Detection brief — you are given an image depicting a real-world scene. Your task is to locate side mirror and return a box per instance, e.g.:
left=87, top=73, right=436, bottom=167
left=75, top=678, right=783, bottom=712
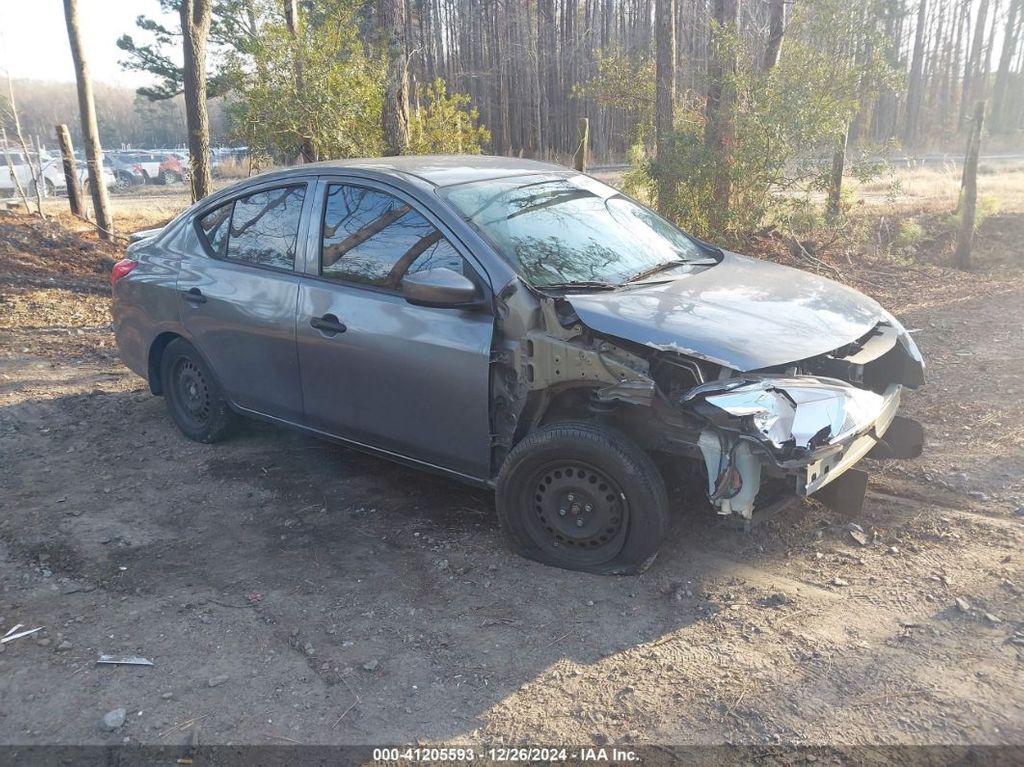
left=401, top=267, right=480, bottom=308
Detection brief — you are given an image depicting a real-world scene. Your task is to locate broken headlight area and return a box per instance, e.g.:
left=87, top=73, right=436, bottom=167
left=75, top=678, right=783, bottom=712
left=684, top=376, right=920, bottom=520
left=796, top=319, right=925, bottom=392
left=686, top=377, right=890, bottom=452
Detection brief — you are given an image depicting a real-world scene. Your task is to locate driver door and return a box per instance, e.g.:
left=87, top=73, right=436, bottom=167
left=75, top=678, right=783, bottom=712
left=295, top=178, right=494, bottom=479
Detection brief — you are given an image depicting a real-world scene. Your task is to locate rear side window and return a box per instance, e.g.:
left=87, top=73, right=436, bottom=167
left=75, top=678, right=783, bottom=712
left=227, top=186, right=305, bottom=270
left=321, top=183, right=466, bottom=289
left=196, top=184, right=306, bottom=270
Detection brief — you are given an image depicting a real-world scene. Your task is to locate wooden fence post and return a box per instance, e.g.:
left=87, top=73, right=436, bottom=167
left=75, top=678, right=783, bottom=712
left=573, top=117, right=589, bottom=172
left=954, top=101, right=985, bottom=270
left=55, top=125, right=85, bottom=217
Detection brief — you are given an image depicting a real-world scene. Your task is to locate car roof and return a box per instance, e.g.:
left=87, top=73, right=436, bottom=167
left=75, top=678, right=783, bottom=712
left=276, top=155, right=571, bottom=188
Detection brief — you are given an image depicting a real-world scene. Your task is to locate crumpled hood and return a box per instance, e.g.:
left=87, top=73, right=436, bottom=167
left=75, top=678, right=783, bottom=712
left=566, top=252, right=886, bottom=371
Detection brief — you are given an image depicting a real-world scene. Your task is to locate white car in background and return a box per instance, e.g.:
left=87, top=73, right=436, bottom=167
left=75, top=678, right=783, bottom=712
left=1, top=147, right=116, bottom=198
left=74, top=155, right=119, bottom=193
left=0, top=148, right=66, bottom=197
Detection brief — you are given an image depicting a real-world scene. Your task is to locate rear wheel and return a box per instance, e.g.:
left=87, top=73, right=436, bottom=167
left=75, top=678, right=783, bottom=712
left=160, top=338, right=234, bottom=443
left=496, top=420, right=668, bottom=575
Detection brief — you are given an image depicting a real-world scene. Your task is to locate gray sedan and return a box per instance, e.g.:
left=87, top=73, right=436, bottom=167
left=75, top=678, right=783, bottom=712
left=112, top=156, right=924, bottom=574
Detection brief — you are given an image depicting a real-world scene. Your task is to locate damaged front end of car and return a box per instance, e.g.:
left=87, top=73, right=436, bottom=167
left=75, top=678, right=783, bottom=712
left=491, top=283, right=925, bottom=524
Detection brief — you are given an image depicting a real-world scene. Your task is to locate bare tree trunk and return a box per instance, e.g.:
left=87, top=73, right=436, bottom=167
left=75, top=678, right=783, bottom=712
left=5, top=74, right=43, bottom=215
left=1, top=127, right=31, bottom=214
left=991, top=0, right=1023, bottom=133
left=180, top=0, right=213, bottom=201
left=655, top=0, right=676, bottom=215
left=981, top=0, right=1003, bottom=103
left=55, top=124, right=84, bottom=218
left=827, top=130, right=848, bottom=219
left=540, top=0, right=558, bottom=157
left=903, top=0, right=928, bottom=148
left=961, top=0, right=990, bottom=128
left=573, top=117, right=589, bottom=171
left=63, top=0, right=113, bottom=238
left=706, top=0, right=738, bottom=234
left=285, top=0, right=317, bottom=162
left=954, top=101, right=985, bottom=270
left=761, top=0, right=785, bottom=71
left=380, top=0, right=411, bottom=156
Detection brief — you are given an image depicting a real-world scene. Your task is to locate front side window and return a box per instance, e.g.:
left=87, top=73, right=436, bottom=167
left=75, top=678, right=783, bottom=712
left=320, top=183, right=465, bottom=289
left=439, top=173, right=707, bottom=287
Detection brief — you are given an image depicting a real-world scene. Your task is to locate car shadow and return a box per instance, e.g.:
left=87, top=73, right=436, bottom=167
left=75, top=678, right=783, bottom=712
left=0, top=387, right=822, bottom=745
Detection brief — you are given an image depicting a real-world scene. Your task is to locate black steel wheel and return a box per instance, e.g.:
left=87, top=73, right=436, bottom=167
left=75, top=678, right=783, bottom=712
left=497, top=420, right=668, bottom=575
left=160, top=338, right=234, bottom=443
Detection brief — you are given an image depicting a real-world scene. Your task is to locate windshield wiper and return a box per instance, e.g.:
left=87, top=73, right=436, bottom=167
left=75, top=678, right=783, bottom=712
left=536, top=280, right=619, bottom=292
left=627, top=257, right=714, bottom=283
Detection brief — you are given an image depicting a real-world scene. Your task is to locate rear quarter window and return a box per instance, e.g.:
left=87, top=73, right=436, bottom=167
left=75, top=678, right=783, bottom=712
left=198, top=205, right=230, bottom=257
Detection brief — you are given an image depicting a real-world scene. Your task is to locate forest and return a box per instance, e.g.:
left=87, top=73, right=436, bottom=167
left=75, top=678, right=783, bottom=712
left=4, top=0, right=1024, bottom=239
left=9, top=1, right=1020, bottom=157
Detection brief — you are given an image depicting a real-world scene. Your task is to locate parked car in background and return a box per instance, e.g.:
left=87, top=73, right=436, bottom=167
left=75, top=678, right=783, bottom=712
left=106, top=155, right=148, bottom=190
left=158, top=153, right=188, bottom=184
left=110, top=150, right=184, bottom=185
left=111, top=157, right=925, bottom=575
left=110, top=151, right=163, bottom=184
left=73, top=153, right=119, bottom=193
left=0, top=147, right=66, bottom=197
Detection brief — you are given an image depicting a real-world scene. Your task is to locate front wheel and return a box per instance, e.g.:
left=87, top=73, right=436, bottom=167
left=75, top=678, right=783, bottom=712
left=160, top=338, right=235, bottom=443
left=496, top=421, right=669, bottom=575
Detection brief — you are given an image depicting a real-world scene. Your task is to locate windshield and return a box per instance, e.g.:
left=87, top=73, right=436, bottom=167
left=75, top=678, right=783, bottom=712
left=439, top=173, right=708, bottom=287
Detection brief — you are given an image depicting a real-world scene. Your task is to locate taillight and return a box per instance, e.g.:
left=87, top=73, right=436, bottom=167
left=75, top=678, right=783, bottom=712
left=111, top=258, right=138, bottom=289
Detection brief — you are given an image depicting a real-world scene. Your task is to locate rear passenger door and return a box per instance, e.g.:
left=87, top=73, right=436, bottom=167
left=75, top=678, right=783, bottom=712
left=177, top=180, right=314, bottom=422
left=295, top=178, right=494, bottom=479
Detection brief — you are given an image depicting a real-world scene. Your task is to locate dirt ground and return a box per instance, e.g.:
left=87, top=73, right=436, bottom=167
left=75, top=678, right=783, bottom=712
left=0, top=176, right=1023, bottom=750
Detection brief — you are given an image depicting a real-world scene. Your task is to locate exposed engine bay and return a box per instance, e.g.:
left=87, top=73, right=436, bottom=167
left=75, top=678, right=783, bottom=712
left=491, top=281, right=925, bottom=523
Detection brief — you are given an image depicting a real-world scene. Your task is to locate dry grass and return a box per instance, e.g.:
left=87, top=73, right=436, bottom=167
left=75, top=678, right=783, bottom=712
left=215, top=155, right=255, bottom=179
left=852, top=160, right=1024, bottom=214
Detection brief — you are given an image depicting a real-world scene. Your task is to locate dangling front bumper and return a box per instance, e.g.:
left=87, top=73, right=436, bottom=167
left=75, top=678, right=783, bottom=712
left=692, top=379, right=924, bottom=519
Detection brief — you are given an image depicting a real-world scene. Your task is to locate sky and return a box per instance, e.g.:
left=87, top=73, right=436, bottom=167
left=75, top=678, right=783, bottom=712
left=0, top=0, right=178, bottom=87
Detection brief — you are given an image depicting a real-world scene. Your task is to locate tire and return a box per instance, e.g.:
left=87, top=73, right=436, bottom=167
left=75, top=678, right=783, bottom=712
left=496, top=420, right=669, bottom=575
left=159, top=338, right=234, bottom=443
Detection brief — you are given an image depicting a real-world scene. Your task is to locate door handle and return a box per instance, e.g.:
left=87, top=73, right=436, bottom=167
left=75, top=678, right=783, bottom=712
left=183, top=287, right=207, bottom=305
left=310, top=313, right=347, bottom=335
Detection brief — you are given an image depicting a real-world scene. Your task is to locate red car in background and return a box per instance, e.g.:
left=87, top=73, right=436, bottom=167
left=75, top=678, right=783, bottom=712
left=157, top=154, right=188, bottom=185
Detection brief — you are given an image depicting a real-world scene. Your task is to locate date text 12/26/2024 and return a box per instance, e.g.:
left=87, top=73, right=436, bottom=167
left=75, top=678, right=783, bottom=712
left=372, top=747, right=640, bottom=762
